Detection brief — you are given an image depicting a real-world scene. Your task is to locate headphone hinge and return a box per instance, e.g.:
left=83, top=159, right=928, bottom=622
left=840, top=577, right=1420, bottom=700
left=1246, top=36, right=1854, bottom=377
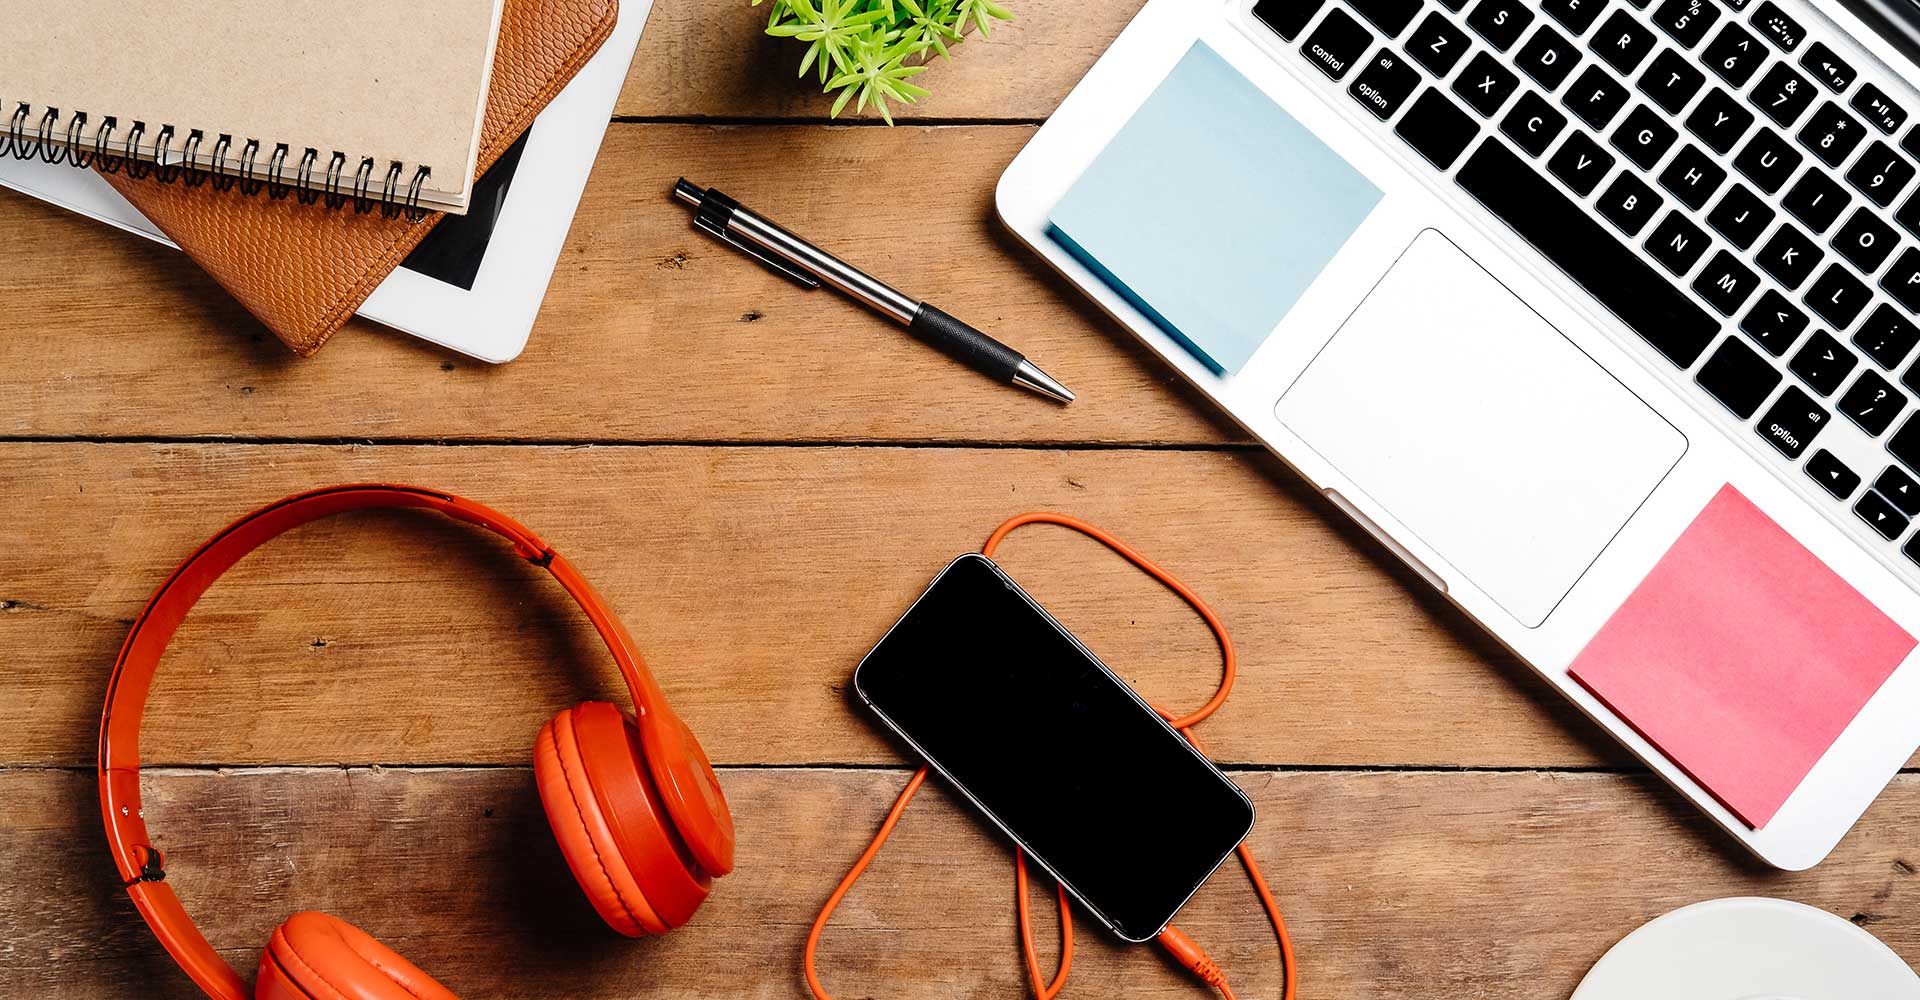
left=122, top=844, right=167, bottom=888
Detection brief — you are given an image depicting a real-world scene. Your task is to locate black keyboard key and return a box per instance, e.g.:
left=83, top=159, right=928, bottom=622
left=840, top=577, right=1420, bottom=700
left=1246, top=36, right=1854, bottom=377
left=1696, top=336, right=1782, bottom=416
left=1638, top=49, right=1705, bottom=113
left=1781, top=169, right=1850, bottom=232
left=1890, top=412, right=1920, bottom=470
left=1856, top=303, right=1920, bottom=368
left=1705, top=183, right=1773, bottom=248
left=1798, top=102, right=1867, bottom=167
left=1646, top=210, right=1711, bottom=274
left=1833, top=209, right=1899, bottom=273
left=1612, top=105, right=1678, bottom=168
left=1733, top=128, right=1803, bottom=192
left=1840, top=368, right=1907, bottom=435
left=1885, top=247, right=1920, bottom=311
left=1408, top=12, right=1471, bottom=75
left=1757, top=385, right=1828, bottom=457
left=1898, top=192, right=1920, bottom=239
left=1466, top=0, right=1535, bottom=50
left=1853, top=83, right=1908, bottom=135
left=1756, top=223, right=1822, bottom=288
left=1692, top=249, right=1758, bottom=314
left=1807, top=448, right=1862, bottom=498
left=1806, top=264, right=1872, bottom=327
left=1686, top=87, right=1754, bottom=154
left=1255, top=0, right=1326, bottom=40
left=1396, top=88, right=1480, bottom=168
left=1543, top=0, right=1608, bottom=34
left=1752, top=0, right=1805, bottom=51
left=1595, top=10, right=1657, bottom=74
left=1741, top=288, right=1809, bottom=353
left=1702, top=22, right=1764, bottom=87
left=1351, top=0, right=1422, bottom=35
left=1847, top=141, right=1917, bottom=207
left=1454, top=52, right=1520, bottom=116
left=1350, top=49, right=1423, bottom=120
left=1800, top=41, right=1856, bottom=93
left=1568, top=66, right=1631, bottom=129
left=1651, top=0, right=1721, bottom=48
left=1903, top=531, right=1920, bottom=564
left=1903, top=124, right=1920, bottom=160
left=1659, top=144, right=1726, bottom=208
left=1789, top=329, right=1857, bottom=393
left=1303, top=9, right=1373, bottom=79
left=1516, top=26, right=1580, bottom=90
left=1876, top=465, right=1920, bottom=515
left=1549, top=130, right=1617, bottom=193
left=1454, top=140, right=1718, bottom=365
left=1502, top=91, right=1569, bottom=156
left=1857, top=490, right=1910, bottom=538
left=1754, top=62, right=1817, bottom=127
left=1598, top=172, right=1664, bottom=234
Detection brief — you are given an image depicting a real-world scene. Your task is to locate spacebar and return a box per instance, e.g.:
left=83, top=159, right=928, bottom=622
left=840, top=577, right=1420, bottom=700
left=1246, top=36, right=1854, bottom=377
left=1453, top=139, right=1716, bottom=368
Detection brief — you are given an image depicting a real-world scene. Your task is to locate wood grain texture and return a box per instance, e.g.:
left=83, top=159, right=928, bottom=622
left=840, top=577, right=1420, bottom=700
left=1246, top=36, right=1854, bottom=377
left=0, top=125, right=1239, bottom=446
left=0, top=441, right=1609, bottom=770
left=9, top=766, right=1920, bottom=998
left=618, top=0, right=1141, bottom=121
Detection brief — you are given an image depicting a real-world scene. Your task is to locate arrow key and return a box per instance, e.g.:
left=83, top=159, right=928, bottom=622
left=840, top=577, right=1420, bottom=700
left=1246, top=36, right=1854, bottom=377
left=1876, top=465, right=1920, bottom=515
left=1855, top=489, right=1910, bottom=540
left=1807, top=449, right=1862, bottom=498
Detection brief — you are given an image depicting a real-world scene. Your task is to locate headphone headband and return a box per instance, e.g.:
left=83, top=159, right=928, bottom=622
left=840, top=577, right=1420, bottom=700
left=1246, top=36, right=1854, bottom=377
left=98, top=485, right=690, bottom=1000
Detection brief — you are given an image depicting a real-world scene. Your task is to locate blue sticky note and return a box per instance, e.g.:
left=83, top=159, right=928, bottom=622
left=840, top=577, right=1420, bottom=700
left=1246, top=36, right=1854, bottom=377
left=1049, top=41, right=1382, bottom=375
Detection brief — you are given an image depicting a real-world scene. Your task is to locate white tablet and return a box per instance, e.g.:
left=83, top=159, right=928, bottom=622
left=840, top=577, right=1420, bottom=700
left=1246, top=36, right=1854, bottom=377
left=0, top=0, right=650, bottom=364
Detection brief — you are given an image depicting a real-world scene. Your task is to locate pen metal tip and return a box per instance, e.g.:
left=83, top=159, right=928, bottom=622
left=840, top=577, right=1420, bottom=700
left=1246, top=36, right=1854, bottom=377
left=1013, top=359, right=1075, bottom=404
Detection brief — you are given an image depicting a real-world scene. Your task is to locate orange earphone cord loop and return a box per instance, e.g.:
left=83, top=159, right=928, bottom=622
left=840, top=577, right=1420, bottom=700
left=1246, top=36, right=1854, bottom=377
left=802, top=512, right=1297, bottom=1000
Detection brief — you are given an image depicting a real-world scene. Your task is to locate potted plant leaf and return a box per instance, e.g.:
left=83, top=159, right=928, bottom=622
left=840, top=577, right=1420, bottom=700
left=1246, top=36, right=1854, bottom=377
left=754, top=0, right=1016, bottom=124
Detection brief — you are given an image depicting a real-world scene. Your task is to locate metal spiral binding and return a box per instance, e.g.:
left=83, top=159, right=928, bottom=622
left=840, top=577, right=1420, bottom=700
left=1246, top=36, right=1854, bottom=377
left=6, top=102, right=432, bottom=221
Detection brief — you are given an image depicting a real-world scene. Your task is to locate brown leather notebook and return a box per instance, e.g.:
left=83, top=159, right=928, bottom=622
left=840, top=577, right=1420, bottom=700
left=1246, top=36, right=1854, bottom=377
left=102, top=0, right=616, bottom=356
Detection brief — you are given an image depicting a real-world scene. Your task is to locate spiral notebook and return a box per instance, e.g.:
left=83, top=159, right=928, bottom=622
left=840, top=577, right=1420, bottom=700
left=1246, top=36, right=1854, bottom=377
left=2, top=0, right=504, bottom=215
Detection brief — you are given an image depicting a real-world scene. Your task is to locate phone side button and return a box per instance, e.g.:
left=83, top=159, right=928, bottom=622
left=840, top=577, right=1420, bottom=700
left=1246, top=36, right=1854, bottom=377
left=1323, top=488, right=1450, bottom=595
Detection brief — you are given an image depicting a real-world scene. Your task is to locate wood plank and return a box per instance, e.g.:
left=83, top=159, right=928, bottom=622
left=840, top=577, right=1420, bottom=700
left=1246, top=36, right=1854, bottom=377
left=9, top=766, right=1920, bottom=998
left=0, top=124, right=1239, bottom=446
left=0, top=441, right=1608, bottom=769
left=619, top=0, right=1142, bottom=121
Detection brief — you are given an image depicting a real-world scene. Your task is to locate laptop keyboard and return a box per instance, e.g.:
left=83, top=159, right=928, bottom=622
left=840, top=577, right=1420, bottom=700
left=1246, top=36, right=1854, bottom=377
left=1256, top=0, right=1920, bottom=570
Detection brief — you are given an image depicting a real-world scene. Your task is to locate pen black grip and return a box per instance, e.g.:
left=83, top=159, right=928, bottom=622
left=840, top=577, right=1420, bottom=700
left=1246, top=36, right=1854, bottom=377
left=908, top=304, right=1024, bottom=380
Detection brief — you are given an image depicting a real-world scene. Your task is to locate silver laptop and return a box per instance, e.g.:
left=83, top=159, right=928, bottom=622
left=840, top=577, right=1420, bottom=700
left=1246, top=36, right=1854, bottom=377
left=999, top=0, right=1920, bottom=869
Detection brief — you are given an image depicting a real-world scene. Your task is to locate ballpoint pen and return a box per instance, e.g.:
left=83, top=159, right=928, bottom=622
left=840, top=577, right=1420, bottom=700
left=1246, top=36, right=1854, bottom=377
left=671, top=178, right=1074, bottom=403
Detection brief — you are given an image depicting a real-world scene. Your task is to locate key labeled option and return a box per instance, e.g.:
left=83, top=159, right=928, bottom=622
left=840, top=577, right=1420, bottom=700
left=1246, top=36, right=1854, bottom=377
left=1756, top=384, right=1829, bottom=457
left=1350, top=49, right=1422, bottom=120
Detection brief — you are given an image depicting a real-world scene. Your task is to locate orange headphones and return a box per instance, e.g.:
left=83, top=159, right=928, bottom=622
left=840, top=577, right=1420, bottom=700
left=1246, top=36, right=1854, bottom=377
left=98, top=484, right=735, bottom=1000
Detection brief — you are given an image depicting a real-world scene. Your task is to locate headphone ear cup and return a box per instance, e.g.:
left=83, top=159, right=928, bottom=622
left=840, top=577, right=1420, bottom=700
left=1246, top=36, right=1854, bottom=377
left=535, top=706, right=671, bottom=937
left=256, top=911, right=459, bottom=1000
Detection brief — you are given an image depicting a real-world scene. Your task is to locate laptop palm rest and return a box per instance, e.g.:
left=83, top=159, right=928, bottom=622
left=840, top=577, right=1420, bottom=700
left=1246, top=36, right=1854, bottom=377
left=1275, top=229, right=1687, bottom=627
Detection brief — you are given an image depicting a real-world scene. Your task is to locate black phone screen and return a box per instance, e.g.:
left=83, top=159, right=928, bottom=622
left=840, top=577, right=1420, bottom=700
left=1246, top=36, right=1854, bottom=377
left=853, top=554, right=1255, bottom=941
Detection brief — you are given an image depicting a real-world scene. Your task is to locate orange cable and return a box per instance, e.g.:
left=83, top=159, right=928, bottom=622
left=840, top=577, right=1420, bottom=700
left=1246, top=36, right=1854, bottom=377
left=803, top=512, right=1296, bottom=999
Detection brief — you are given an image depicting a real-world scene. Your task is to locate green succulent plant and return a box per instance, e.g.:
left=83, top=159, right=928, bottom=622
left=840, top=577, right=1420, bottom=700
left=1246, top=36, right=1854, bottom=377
left=755, top=0, right=1015, bottom=124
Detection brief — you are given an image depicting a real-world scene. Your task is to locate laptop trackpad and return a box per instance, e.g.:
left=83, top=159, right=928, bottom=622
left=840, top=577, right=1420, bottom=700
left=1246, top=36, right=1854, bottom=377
left=1275, top=230, right=1686, bottom=627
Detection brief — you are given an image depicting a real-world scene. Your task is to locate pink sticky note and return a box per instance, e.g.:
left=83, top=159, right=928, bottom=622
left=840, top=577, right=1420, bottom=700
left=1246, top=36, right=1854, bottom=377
left=1570, top=485, right=1915, bottom=828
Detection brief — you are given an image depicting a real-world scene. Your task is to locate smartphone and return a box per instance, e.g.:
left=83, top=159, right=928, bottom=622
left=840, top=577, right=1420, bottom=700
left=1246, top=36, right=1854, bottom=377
left=852, top=553, right=1256, bottom=942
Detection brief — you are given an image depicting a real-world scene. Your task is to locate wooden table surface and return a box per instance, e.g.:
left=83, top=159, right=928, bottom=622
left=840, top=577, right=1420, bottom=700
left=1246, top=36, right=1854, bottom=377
left=6, top=3, right=1920, bottom=997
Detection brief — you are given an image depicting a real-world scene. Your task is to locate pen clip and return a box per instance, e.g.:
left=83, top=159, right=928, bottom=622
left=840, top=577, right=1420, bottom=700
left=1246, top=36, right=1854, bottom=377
left=693, top=192, right=821, bottom=290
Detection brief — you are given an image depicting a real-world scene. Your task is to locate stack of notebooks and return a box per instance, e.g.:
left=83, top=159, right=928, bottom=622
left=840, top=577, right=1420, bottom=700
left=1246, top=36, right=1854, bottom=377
left=3, top=0, right=621, bottom=355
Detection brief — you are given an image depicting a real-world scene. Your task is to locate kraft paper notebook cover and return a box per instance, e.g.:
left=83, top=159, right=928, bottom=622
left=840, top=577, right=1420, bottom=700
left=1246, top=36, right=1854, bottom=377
left=98, top=0, right=617, bottom=357
left=1, top=0, right=504, bottom=215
